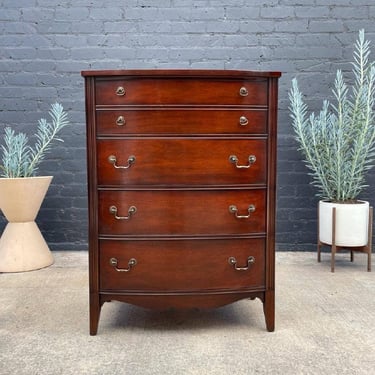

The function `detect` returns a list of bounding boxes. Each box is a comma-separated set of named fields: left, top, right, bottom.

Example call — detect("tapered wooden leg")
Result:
left=317, top=242, right=321, bottom=262
left=368, top=207, right=373, bottom=272
left=331, top=245, right=336, bottom=273
left=263, top=290, right=275, bottom=332
left=368, top=251, right=372, bottom=272
left=331, top=207, right=336, bottom=273
left=317, top=205, right=321, bottom=262
left=90, top=293, right=101, bottom=336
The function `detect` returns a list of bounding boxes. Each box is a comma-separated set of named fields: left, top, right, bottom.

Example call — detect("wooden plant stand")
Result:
left=317, top=206, right=373, bottom=272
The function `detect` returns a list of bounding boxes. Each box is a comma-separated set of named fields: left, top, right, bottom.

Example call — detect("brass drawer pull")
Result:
left=239, top=87, right=248, bottom=97
left=109, top=205, right=137, bottom=220
left=229, top=155, right=256, bottom=169
left=228, top=256, right=255, bottom=271
left=229, top=204, right=256, bottom=219
left=239, top=116, right=249, bottom=126
left=110, top=257, right=137, bottom=272
left=108, top=155, right=135, bottom=169
left=116, top=86, right=125, bottom=96
left=116, top=116, right=126, bottom=126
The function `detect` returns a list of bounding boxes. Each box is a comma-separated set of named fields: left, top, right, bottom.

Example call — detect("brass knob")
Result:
left=116, top=116, right=126, bottom=126
left=239, top=116, right=249, bottom=126
left=248, top=155, right=256, bottom=164
left=239, top=87, right=248, bottom=97
left=116, top=86, right=125, bottom=96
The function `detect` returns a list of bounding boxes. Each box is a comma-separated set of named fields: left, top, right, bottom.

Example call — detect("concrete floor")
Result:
left=0, top=251, right=374, bottom=375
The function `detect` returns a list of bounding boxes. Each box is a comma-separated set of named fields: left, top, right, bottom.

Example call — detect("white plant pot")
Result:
left=0, top=176, right=54, bottom=272
left=319, top=200, right=369, bottom=247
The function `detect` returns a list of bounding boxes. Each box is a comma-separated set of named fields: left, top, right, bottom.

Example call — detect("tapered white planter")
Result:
left=319, top=200, right=370, bottom=247
left=0, top=176, right=54, bottom=272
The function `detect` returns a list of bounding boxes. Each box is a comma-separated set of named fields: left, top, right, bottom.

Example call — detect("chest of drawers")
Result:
left=82, top=69, right=281, bottom=335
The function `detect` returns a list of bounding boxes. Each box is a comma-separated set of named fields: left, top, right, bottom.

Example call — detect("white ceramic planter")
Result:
left=319, top=200, right=370, bottom=247
left=0, top=176, right=54, bottom=272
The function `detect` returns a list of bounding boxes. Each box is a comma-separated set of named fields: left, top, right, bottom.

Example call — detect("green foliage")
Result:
left=0, top=103, right=69, bottom=178
left=289, top=29, right=375, bottom=202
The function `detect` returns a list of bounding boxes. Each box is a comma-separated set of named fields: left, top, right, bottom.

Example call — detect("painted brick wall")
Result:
left=1, top=0, right=375, bottom=250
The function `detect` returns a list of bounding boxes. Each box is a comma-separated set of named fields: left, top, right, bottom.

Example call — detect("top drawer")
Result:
left=95, top=78, right=268, bottom=106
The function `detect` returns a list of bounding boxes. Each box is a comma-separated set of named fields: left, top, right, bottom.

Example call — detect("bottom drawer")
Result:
left=99, top=238, right=265, bottom=291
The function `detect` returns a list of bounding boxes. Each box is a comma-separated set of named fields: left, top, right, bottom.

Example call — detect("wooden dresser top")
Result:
left=81, top=69, right=281, bottom=78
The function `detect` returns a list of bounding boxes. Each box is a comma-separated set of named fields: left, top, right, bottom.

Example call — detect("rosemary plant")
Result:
left=0, top=103, right=69, bottom=178
left=289, top=29, right=375, bottom=202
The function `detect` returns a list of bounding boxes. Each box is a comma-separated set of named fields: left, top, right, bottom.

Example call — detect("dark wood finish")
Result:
left=94, top=77, right=267, bottom=105
left=98, top=189, right=266, bottom=236
left=81, top=69, right=281, bottom=78
left=99, top=238, right=265, bottom=291
left=97, top=138, right=267, bottom=186
left=82, top=69, right=281, bottom=335
left=100, top=291, right=266, bottom=310
left=96, top=108, right=268, bottom=135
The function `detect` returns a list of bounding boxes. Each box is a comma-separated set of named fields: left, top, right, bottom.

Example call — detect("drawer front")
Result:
left=99, top=238, right=265, bottom=291
left=97, top=139, right=267, bottom=186
left=98, top=189, right=266, bottom=236
left=95, top=78, right=267, bottom=105
left=96, top=109, right=267, bottom=135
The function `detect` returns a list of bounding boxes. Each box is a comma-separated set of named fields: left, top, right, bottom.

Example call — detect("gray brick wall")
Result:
left=1, top=0, right=375, bottom=250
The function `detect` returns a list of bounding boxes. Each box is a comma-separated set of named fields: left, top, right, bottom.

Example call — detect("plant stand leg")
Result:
left=317, top=204, right=321, bottom=262
left=331, top=207, right=337, bottom=273
left=367, top=207, right=373, bottom=272
left=331, top=245, right=336, bottom=273
left=320, top=205, right=372, bottom=272
left=368, top=246, right=372, bottom=272
left=317, top=242, right=321, bottom=262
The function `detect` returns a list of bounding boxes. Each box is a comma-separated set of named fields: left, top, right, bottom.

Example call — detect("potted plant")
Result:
left=289, top=30, right=375, bottom=268
left=0, top=103, right=69, bottom=272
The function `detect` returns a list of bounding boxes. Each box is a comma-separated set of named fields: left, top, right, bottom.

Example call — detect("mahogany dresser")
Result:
left=82, top=69, right=281, bottom=335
